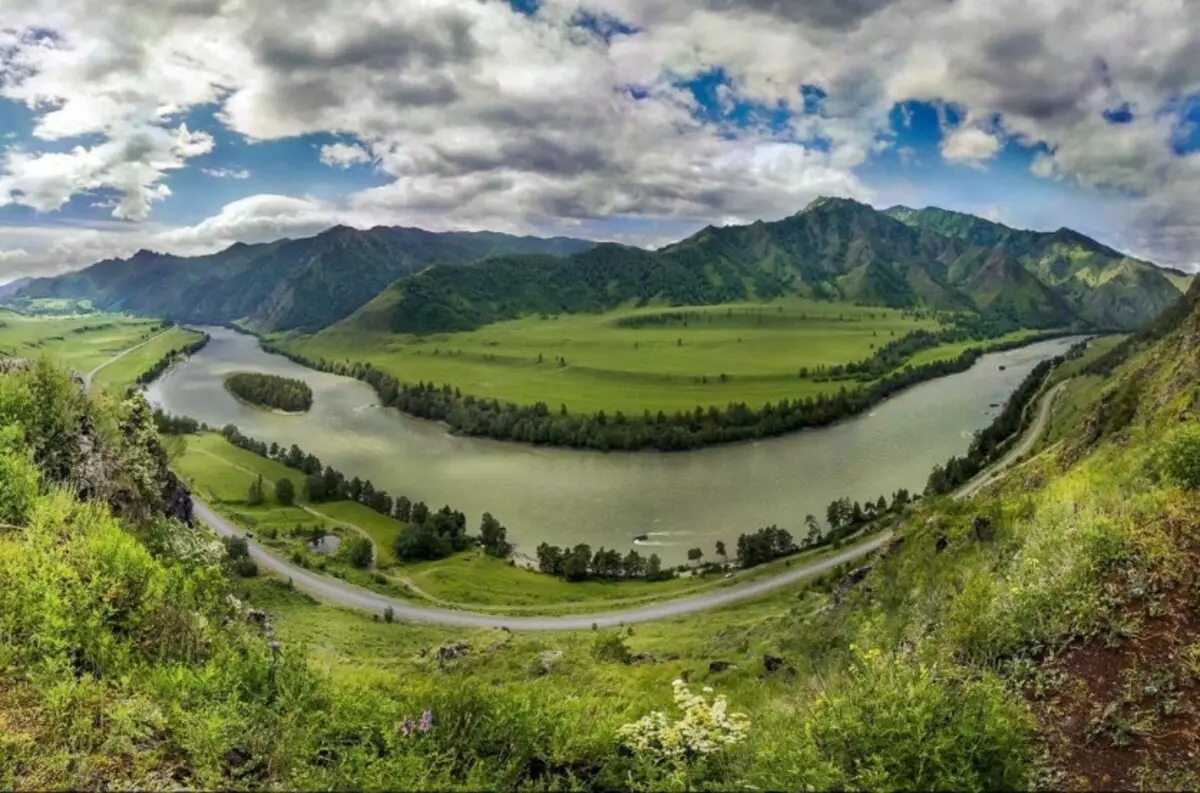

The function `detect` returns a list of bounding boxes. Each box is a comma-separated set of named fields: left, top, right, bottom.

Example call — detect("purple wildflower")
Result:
left=401, top=718, right=415, bottom=736
left=419, top=710, right=434, bottom=733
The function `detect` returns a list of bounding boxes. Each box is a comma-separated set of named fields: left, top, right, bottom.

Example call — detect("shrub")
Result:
left=276, top=477, right=296, bottom=506
left=383, top=606, right=395, bottom=623
left=591, top=632, right=632, bottom=664
left=1158, top=424, right=1200, bottom=490
left=339, top=535, right=374, bottom=569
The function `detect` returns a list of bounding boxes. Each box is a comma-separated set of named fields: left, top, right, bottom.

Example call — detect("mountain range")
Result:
left=10, top=198, right=1192, bottom=335
left=335, top=197, right=1192, bottom=336
left=11, top=227, right=596, bottom=332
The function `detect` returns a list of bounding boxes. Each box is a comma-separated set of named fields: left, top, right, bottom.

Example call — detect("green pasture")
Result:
left=0, top=312, right=161, bottom=374
left=287, top=297, right=958, bottom=414
left=92, top=325, right=206, bottom=392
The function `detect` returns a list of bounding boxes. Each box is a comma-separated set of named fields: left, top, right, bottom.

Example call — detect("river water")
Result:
left=148, top=328, right=1081, bottom=564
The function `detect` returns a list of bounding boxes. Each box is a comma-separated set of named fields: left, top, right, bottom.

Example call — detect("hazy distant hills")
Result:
left=13, top=198, right=1191, bottom=335
left=12, top=227, right=596, bottom=332
left=334, top=197, right=1191, bottom=336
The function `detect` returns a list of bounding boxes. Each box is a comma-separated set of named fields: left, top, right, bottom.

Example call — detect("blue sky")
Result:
left=0, top=0, right=1197, bottom=279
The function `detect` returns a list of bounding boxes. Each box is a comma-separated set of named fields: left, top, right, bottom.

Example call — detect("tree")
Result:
left=644, top=553, right=665, bottom=581
left=480, top=512, right=511, bottom=558
left=621, top=549, right=646, bottom=579
left=247, top=475, right=264, bottom=506
left=394, top=495, right=413, bottom=523
left=275, top=477, right=295, bottom=506
left=304, top=473, right=326, bottom=502
left=876, top=495, right=888, bottom=512
left=348, top=476, right=363, bottom=502
left=804, top=514, right=822, bottom=547
left=563, top=544, right=592, bottom=582
left=411, top=501, right=430, bottom=525
left=687, top=547, right=704, bottom=565
left=340, top=535, right=373, bottom=569
left=536, top=543, right=564, bottom=576
left=715, top=540, right=727, bottom=562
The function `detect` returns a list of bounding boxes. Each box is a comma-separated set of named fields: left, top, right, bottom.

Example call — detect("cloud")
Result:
left=0, top=0, right=1199, bottom=273
left=318, top=143, right=373, bottom=169
left=201, top=167, right=251, bottom=179
left=940, top=126, right=1002, bottom=168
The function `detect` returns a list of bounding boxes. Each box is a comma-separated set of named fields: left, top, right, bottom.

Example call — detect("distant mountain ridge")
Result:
left=331, top=198, right=1190, bottom=337
left=15, top=199, right=1192, bottom=336
left=12, top=227, right=597, bottom=332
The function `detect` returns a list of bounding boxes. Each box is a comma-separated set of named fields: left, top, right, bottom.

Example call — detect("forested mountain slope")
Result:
left=333, top=197, right=1187, bottom=336
left=11, top=226, right=595, bottom=332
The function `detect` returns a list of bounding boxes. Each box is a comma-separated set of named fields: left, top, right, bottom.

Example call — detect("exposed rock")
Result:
left=884, top=535, right=906, bottom=557
left=836, top=565, right=873, bottom=594
left=630, top=652, right=656, bottom=664
left=436, top=641, right=471, bottom=667
left=935, top=535, right=950, bottom=553
left=708, top=660, right=733, bottom=673
left=247, top=609, right=267, bottom=625
left=762, top=654, right=796, bottom=679
left=663, top=653, right=681, bottom=661
left=972, top=515, right=995, bottom=542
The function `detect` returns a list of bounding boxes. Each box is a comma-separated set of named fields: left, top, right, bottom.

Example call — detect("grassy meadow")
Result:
left=282, top=297, right=962, bottom=414
left=91, top=325, right=206, bottom=392
left=0, top=311, right=162, bottom=375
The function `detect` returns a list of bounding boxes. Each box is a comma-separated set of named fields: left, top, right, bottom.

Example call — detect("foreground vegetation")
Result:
left=3, top=276, right=1200, bottom=789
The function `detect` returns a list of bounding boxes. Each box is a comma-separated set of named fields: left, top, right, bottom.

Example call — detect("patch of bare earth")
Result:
left=1030, top=501, right=1200, bottom=790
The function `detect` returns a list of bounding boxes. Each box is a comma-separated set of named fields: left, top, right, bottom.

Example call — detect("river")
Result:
left=148, top=328, right=1081, bottom=564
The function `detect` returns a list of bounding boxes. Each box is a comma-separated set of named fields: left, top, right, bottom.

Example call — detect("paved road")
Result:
left=197, top=500, right=893, bottom=630
left=194, top=381, right=1066, bottom=629
left=84, top=327, right=174, bottom=389
left=953, top=381, right=1066, bottom=500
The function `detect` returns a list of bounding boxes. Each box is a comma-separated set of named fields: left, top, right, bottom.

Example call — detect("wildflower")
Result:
left=419, top=709, right=434, bottom=733
left=616, top=680, right=750, bottom=766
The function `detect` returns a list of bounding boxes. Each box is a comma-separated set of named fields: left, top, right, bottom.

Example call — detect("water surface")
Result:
left=149, top=328, right=1080, bottom=564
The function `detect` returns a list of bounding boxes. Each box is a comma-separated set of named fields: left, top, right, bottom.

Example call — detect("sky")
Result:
left=0, top=0, right=1198, bottom=282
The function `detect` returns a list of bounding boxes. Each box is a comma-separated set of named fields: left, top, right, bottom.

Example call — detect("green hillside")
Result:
left=336, top=198, right=1186, bottom=338
left=11, top=226, right=595, bottom=333
left=4, top=269, right=1200, bottom=789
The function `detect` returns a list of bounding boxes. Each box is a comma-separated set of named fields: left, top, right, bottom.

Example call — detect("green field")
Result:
left=91, top=325, right=206, bottom=392
left=282, top=298, right=955, bottom=414
left=0, top=311, right=162, bottom=374
left=174, top=430, right=867, bottom=613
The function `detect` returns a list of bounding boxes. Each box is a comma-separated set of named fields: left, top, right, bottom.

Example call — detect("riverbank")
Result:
left=263, top=328, right=1077, bottom=453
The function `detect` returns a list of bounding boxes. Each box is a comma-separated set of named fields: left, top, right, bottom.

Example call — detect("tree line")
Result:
left=223, top=372, right=314, bottom=412
left=214, top=423, right=510, bottom=562
left=263, top=331, right=1066, bottom=452
left=131, top=332, right=210, bottom=391
left=923, top=341, right=1086, bottom=496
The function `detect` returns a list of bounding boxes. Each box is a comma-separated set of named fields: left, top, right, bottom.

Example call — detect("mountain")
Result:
left=11, top=227, right=596, bottom=332
left=0, top=277, right=32, bottom=300
left=334, top=197, right=1188, bottom=337
left=887, top=206, right=1191, bottom=328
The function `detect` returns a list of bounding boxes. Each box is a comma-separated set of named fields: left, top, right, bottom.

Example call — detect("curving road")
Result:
left=84, top=326, right=174, bottom=389
left=194, top=380, right=1067, bottom=629
left=953, top=381, right=1066, bottom=500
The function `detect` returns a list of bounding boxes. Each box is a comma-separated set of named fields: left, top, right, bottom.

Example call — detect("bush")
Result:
left=233, top=557, right=259, bottom=577
left=591, top=632, right=632, bottom=664
left=340, top=535, right=374, bottom=569
left=796, top=648, right=1031, bottom=790
left=383, top=606, right=395, bottom=623
left=1159, top=424, right=1200, bottom=490
left=276, top=477, right=296, bottom=506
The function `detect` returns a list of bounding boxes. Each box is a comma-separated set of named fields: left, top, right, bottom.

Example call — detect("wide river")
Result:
left=149, top=328, right=1081, bottom=564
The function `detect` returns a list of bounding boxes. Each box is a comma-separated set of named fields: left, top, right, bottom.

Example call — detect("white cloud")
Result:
left=0, top=0, right=1198, bottom=273
left=319, top=143, right=373, bottom=169
left=940, top=126, right=1002, bottom=168
left=201, top=167, right=251, bottom=179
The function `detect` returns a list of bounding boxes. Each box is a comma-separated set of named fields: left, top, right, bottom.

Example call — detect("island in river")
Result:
left=148, top=326, right=1084, bottom=565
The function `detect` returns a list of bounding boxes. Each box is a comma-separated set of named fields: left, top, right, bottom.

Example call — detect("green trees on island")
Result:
left=223, top=371, right=314, bottom=413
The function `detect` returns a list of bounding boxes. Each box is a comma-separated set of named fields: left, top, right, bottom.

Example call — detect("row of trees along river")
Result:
left=261, top=325, right=1072, bottom=452
left=154, top=410, right=916, bottom=580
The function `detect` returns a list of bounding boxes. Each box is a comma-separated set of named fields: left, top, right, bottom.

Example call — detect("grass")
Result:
left=7, top=322, right=1200, bottom=790
left=281, top=297, right=958, bottom=414
left=0, top=312, right=162, bottom=374
left=91, top=325, right=206, bottom=393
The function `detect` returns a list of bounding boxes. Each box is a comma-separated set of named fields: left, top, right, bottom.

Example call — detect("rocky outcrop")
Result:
left=762, top=654, right=796, bottom=679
